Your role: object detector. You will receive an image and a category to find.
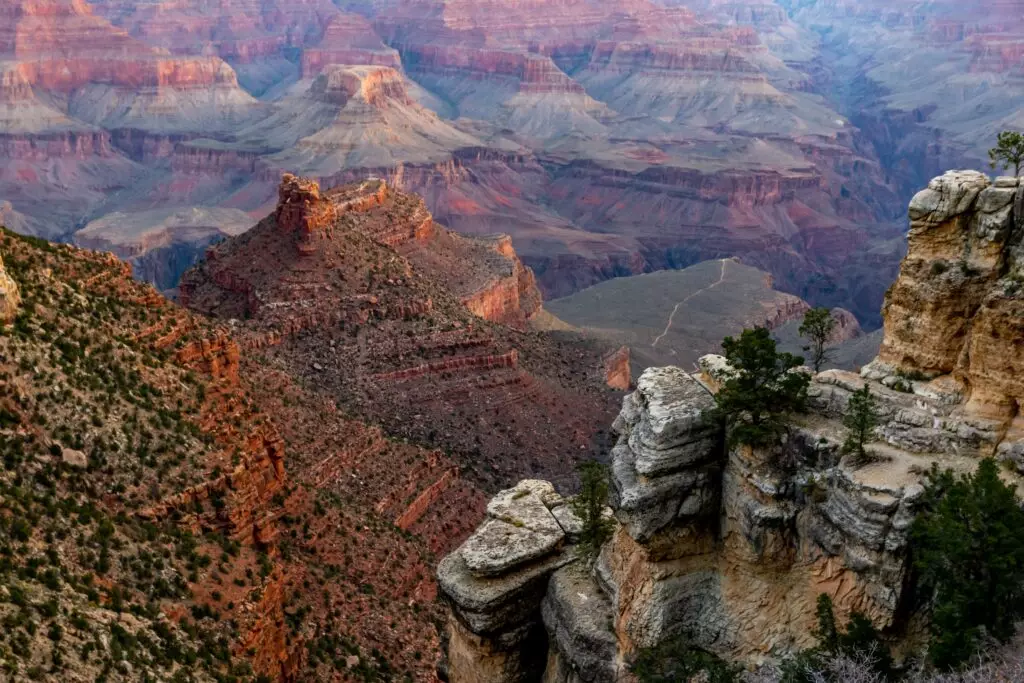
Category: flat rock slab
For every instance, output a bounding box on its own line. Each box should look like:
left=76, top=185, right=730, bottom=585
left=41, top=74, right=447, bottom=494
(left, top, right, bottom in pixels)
left=463, top=480, right=565, bottom=577
left=438, top=547, right=575, bottom=634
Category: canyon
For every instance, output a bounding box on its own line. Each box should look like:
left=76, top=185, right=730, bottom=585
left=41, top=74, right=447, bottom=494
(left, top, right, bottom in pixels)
left=0, top=170, right=626, bottom=680
left=436, top=169, right=1024, bottom=681
left=2, top=0, right=1021, bottom=328
left=179, top=173, right=623, bottom=491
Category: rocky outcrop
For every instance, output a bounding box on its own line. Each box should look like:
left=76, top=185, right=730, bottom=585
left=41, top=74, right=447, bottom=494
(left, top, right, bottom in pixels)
left=438, top=173, right=1024, bottom=678
left=437, top=480, right=579, bottom=683
left=0, top=252, right=19, bottom=323
left=868, top=171, right=1024, bottom=443
left=275, top=173, right=339, bottom=238
left=463, top=235, right=543, bottom=328
left=438, top=361, right=977, bottom=679
left=602, top=346, right=631, bottom=391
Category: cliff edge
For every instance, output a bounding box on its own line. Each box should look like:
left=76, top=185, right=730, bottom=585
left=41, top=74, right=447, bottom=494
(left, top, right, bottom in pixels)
left=436, top=171, right=1024, bottom=681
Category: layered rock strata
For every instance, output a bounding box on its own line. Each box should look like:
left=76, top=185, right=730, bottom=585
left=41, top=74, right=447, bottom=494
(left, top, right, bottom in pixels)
left=437, top=172, right=1024, bottom=681
left=439, top=362, right=956, bottom=680
left=866, top=170, right=1024, bottom=462
left=437, top=480, right=580, bottom=683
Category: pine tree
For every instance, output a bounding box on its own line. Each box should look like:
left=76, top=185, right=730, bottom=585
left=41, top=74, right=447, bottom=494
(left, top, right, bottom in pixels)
left=571, top=461, right=614, bottom=564
left=911, top=459, right=1024, bottom=670
left=842, top=386, right=879, bottom=459
left=799, top=308, right=836, bottom=372
left=714, top=327, right=809, bottom=449
left=989, top=131, right=1024, bottom=176
left=813, top=594, right=840, bottom=652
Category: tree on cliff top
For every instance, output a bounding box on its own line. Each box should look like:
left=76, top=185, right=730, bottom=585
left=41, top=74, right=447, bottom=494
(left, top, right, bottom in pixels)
left=714, top=327, right=810, bottom=449
left=911, top=459, right=1024, bottom=670
left=990, top=131, right=1024, bottom=177
left=571, top=461, right=614, bottom=565
left=842, top=386, right=879, bottom=461
left=799, top=307, right=836, bottom=373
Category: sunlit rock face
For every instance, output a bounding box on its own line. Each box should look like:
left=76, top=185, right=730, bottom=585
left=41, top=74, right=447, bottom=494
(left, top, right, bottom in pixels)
left=437, top=172, right=1024, bottom=681
left=866, top=171, right=1024, bottom=463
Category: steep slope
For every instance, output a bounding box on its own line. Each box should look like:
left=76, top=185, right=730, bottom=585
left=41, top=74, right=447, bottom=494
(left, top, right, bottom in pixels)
left=0, top=228, right=291, bottom=680
left=0, top=222, right=498, bottom=681
left=180, top=175, right=624, bottom=491
left=0, top=0, right=257, bottom=239
left=213, top=64, right=483, bottom=179
left=865, top=170, right=1024, bottom=461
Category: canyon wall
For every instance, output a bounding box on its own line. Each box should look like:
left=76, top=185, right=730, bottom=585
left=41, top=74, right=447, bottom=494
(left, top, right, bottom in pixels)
left=866, top=171, right=1024, bottom=460
left=437, top=171, right=1024, bottom=681
left=462, top=235, right=543, bottom=328
left=1, top=0, right=923, bottom=325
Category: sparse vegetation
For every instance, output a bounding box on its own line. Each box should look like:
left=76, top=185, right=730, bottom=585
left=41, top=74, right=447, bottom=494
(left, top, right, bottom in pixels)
left=842, top=386, right=880, bottom=462
left=780, top=594, right=893, bottom=683
left=632, top=634, right=741, bottom=683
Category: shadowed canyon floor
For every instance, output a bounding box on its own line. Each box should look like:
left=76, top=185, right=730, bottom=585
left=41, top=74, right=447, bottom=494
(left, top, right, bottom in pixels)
left=546, top=258, right=870, bottom=373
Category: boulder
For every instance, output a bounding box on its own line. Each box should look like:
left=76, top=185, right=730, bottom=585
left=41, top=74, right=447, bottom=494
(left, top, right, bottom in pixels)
left=463, top=480, right=566, bottom=577
left=61, top=448, right=88, bottom=469
left=0, top=254, right=20, bottom=324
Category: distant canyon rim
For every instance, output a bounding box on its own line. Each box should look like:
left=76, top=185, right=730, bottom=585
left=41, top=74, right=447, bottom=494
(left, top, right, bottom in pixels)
left=2, top=0, right=1024, bottom=327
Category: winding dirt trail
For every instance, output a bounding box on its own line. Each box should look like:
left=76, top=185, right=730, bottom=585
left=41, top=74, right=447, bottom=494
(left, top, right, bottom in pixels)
left=651, top=259, right=730, bottom=348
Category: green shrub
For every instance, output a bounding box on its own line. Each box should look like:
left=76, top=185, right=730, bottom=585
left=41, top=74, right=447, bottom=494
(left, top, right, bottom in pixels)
left=842, top=386, right=879, bottom=460
left=911, top=459, right=1024, bottom=670
left=631, top=634, right=740, bottom=683
left=571, top=461, right=615, bottom=564
left=781, top=594, right=893, bottom=682
left=799, top=308, right=836, bottom=372
left=714, top=328, right=809, bottom=449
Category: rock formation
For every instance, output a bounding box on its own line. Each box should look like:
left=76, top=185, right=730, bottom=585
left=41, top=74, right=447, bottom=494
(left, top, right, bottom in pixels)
left=866, top=171, right=1024, bottom=462
left=1, top=0, right=943, bottom=326
left=437, top=172, right=1024, bottom=681
left=0, top=251, right=20, bottom=323
left=181, top=174, right=625, bottom=492
left=0, top=214, right=493, bottom=682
